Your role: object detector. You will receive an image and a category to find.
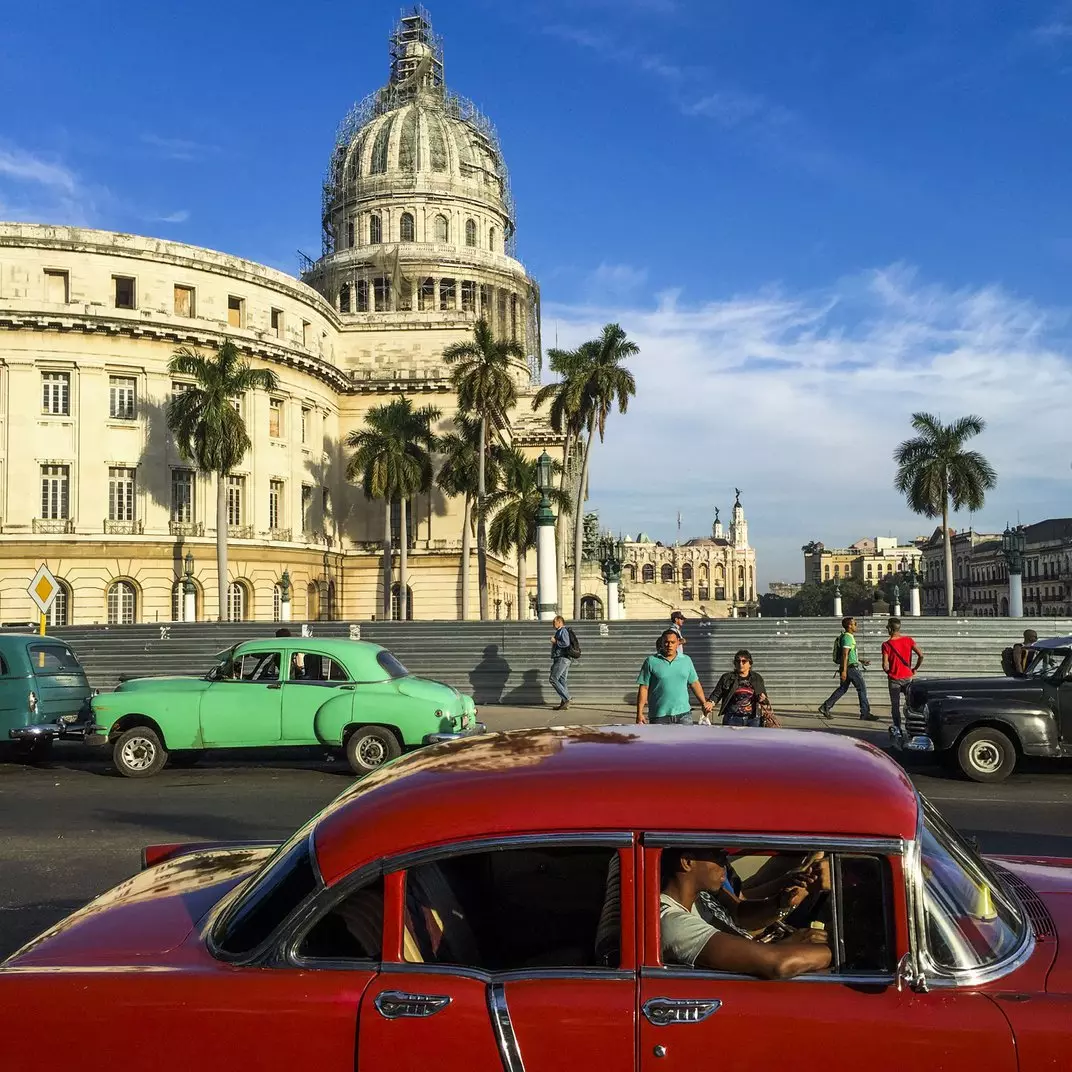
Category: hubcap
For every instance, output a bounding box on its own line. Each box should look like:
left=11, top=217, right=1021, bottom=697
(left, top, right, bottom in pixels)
left=968, top=740, right=1002, bottom=773
left=357, top=736, right=387, bottom=767
left=120, top=735, right=156, bottom=772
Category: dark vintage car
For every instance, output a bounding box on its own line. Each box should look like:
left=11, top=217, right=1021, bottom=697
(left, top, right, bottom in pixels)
left=1, top=726, right=1070, bottom=1071
left=890, top=635, right=1072, bottom=782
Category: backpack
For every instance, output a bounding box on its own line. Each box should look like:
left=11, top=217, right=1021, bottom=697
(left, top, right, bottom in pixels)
left=566, top=627, right=582, bottom=660
left=831, top=632, right=846, bottom=665
left=1000, top=646, right=1019, bottom=677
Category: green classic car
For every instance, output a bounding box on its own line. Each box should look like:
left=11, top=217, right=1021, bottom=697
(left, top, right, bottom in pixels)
left=88, top=637, right=483, bottom=779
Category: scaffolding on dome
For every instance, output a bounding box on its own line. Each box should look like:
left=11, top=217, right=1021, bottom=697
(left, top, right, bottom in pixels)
left=317, top=6, right=517, bottom=259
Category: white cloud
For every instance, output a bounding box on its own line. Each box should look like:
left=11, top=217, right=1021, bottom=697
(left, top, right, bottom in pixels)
left=0, top=142, right=97, bottom=225
left=544, top=267, right=1072, bottom=584
left=154, top=209, right=191, bottom=224
left=586, top=262, right=649, bottom=299
left=141, top=133, right=221, bottom=162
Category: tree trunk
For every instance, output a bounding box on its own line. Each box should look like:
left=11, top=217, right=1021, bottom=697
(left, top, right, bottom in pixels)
left=460, top=495, right=472, bottom=620
left=399, top=495, right=409, bottom=622
left=477, top=415, right=489, bottom=620
left=942, top=492, right=954, bottom=617
left=556, top=429, right=574, bottom=614
left=572, top=428, right=595, bottom=620
left=517, top=542, right=527, bottom=620
left=216, top=473, right=229, bottom=621
left=382, top=501, right=392, bottom=620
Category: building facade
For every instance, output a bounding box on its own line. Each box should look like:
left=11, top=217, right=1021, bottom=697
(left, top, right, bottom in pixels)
left=802, top=536, right=923, bottom=588
left=0, top=11, right=546, bottom=625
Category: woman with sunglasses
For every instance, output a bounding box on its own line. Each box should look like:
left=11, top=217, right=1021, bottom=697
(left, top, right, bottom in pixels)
left=708, top=649, right=774, bottom=727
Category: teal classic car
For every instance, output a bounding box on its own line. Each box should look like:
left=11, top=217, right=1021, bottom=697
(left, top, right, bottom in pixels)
left=1, top=633, right=92, bottom=760
left=88, top=637, right=483, bottom=778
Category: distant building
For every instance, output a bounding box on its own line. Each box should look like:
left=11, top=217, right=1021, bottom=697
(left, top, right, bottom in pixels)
left=768, top=581, right=803, bottom=599
left=802, top=536, right=924, bottom=588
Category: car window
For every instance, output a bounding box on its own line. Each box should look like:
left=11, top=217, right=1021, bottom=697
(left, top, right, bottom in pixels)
left=404, top=845, right=622, bottom=971
left=28, top=643, right=82, bottom=676
left=0, top=654, right=8, bottom=675
left=228, top=652, right=281, bottom=682
left=297, top=876, right=384, bottom=962
left=376, top=651, right=408, bottom=679
left=655, top=846, right=893, bottom=977
left=288, top=652, right=350, bottom=684
left=215, top=831, right=319, bottom=958
left=920, top=801, right=1025, bottom=972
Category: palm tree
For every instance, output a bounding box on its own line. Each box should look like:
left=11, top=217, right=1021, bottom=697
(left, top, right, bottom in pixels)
left=532, top=346, right=588, bottom=606
left=486, top=448, right=571, bottom=617
left=894, top=413, right=996, bottom=616
left=167, top=341, right=278, bottom=621
left=435, top=414, right=505, bottom=620
left=443, top=319, right=526, bottom=619
left=346, top=396, right=441, bottom=620
left=564, top=324, right=638, bottom=619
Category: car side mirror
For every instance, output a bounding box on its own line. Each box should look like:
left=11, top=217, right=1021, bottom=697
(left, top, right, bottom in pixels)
left=896, top=952, right=928, bottom=994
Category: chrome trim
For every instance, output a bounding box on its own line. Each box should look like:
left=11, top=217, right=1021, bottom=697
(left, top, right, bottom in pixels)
left=643, top=997, right=722, bottom=1025
left=424, top=721, right=488, bottom=745
left=374, top=990, right=451, bottom=1019
left=8, top=720, right=100, bottom=741
left=644, top=833, right=905, bottom=856
left=381, top=962, right=492, bottom=983
left=641, top=967, right=895, bottom=986
left=490, top=968, right=634, bottom=983
left=306, top=828, right=325, bottom=889
left=487, top=982, right=526, bottom=1072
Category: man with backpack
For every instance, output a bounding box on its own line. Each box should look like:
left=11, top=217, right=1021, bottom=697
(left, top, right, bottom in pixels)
left=549, top=615, right=579, bottom=711
left=881, top=618, right=923, bottom=730
left=1002, top=629, right=1038, bottom=677
left=818, top=617, right=877, bottom=722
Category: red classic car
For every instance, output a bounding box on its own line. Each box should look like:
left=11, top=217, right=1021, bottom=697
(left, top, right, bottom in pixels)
left=2, top=726, right=1069, bottom=1071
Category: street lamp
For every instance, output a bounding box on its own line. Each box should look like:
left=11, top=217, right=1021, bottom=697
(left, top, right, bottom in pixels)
left=1002, top=525, right=1026, bottom=617
left=597, top=533, right=626, bottom=621
left=181, top=551, right=196, bottom=622
left=534, top=450, right=559, bottom=622
left=536, top=451, right=553, bottom=502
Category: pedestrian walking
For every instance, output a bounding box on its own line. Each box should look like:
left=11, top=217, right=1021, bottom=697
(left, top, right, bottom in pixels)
left=881, top=618, right=923, bottom=730
left=636, top=629, right=713, bottom=725
left=708, top=650, right=778, bottom=727
left=669, top=610, right=687, bottom=646
left=818, top=616, right=877, bottom=722
left=548, top=615, right=576, bottom=711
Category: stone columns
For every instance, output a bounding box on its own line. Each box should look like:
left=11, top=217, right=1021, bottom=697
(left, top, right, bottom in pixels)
left=183, top=588, right=197, bottom=623
left=833, top=582, right=843, bottom=619
left=1009, top=572, right=1024, bottom=618
left=910, top=580, right=921, bottom=617
left=536, top=453, right=558, bottom=622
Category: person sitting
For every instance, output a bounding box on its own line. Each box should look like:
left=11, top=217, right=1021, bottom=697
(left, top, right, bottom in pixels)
left=708, top=650, right=772, bottom=727
left=660, top=847, right=831, bottom=979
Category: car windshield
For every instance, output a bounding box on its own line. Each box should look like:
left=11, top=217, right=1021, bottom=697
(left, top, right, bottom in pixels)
left=376, top=650, right=408, bottom=679
left=919, top=798, right=1026, bottom=972
left=207, top=647, right=237, bottom=680
left=28, top=643, right=82, bottom=675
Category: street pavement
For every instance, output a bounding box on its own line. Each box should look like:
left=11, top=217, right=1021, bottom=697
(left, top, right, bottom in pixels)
left=2, top=703, right=1071, bottom=960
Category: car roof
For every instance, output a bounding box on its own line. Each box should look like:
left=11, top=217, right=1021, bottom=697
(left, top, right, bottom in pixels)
left=0, top=633, right=71, bottom=648
left=1029, top=635, right=1072, bottom=651
left=312, top=726, right=920, bottom=885
left=236, top=638, right=385, bottom=656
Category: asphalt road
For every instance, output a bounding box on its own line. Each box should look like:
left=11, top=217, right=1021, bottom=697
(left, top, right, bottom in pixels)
left=2, top=705, right=1071, bottom=960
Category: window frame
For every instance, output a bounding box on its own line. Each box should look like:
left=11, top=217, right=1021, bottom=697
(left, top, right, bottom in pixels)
left=113, top=275, right=136, bottom=310
left=642, top=832, right=905, bottom=985
left=40, top=463, right=71, bottom=520
left=284, top=651, right=351, bottom=685
left=173, top=284, right=196, bottom=318
left=227, top=295, right=245, bottom=328
left=268, top=397, right=284, bottom=439
left=108, top=375, right=137, bottom=420
left=41, top=371, right=71, bottom=416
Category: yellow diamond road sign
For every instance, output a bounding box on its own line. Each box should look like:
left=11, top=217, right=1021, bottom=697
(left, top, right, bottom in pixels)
left=28, top=564, right=59, bottom=615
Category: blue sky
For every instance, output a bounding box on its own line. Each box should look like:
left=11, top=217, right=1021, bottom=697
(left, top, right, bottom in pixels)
left=4, top=1, right=1072, bottom=584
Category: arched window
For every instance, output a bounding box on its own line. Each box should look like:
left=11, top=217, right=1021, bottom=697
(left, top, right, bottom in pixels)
left=339, top=284, right=351, bottom=313
left=227, top=581, right=248, bottom=622
left=324, top=580, right=337, bottom=621
left=391, top=583, right=414, bottom=621
left=489, top=226, right=497, bottom=252
left=434, top=214, right=449, bottom=243
left=580, top=595, right=603, bottom=620
left=307, top=582, right=321, bottom=621
left=171, top=579, right=199, bottom=622
left=465, top=218, right=477, bottom=247
left=272, top=584, right=283, bottom=623
left=698, top=564, right=709, bottom=583
left=661, top=564, right=675, bottom=584
left=642, top=563, right=655, bottom=583
left=346, top=219, right=355, bottom=248
left=625, top=563, right=637, bottom=582
left=682, top=563, right=693, bottom=583
left=47, top=581, right=71, bottom=626
left=369, top=214, right=382, bottom=245
left=107, top=581, right=137, bottom=625
left=400, top=212, right=415, bottom=242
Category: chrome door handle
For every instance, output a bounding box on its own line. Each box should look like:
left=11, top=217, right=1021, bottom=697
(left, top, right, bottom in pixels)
left=374, top=990, right=452, bottom=1019
left=642, top=997, right=722, bottom=1026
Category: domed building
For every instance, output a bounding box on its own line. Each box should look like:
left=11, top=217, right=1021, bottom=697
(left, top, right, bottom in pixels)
left=0, top=9, right=547, bottom=626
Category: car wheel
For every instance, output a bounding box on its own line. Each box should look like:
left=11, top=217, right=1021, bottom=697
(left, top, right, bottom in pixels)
left=113, top=727, right=168, bottom=779
left=345, top=726, right=401, bottom=775
left=957, top=727, right=1016, bottom=783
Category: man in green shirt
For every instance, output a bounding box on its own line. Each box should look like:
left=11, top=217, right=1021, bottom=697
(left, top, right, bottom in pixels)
left=636, top=630, right=714, bottom=724
left=818, top=616, right=876, bottom=722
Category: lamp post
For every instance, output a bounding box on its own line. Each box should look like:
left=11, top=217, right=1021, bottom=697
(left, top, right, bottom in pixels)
left=279, top=568, right=292, bottom=622
left=1002, top=525, right=1026, bottom=618
left=182, top=551, right=197, bottom=623
left=832, top=580, right=843, bottom=619
left=535, top=451, right=559, bottom=622
left=597, top=533, right=626, bottom=621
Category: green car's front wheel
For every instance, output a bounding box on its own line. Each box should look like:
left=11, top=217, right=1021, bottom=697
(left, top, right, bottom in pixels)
left=345, top=726, right=401, bottom=775
left=113, top=726, right=168, bottom=779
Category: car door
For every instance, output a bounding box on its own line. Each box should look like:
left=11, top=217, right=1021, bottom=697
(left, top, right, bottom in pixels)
left=279, top=650, right=353, bottom=744
left=199, top=650, right=283, bottom=746
left=637, top=840, right=1017, bottom=1072
left=357, top=838, right=638, bottom=1072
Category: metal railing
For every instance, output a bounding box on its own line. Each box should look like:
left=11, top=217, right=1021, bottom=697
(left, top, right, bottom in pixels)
left=169, top=521, right=204, bottom=537
left=103, top=519, right=144, bottom=535
left=32, top=518, right=74, bottom=534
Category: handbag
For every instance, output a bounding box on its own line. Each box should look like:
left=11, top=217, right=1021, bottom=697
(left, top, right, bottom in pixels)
left=759, top=697, right=780, bottom=729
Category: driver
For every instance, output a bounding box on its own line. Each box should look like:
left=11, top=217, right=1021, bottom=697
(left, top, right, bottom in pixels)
left=661, top=847, right=832, bottom=979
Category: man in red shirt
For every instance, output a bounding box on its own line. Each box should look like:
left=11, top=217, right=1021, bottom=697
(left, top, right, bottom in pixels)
left=881, top=617, right=924, bottom=730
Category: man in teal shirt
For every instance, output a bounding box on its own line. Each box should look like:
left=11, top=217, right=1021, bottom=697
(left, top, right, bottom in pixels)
left=636, top=630, right=714, bottom=724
